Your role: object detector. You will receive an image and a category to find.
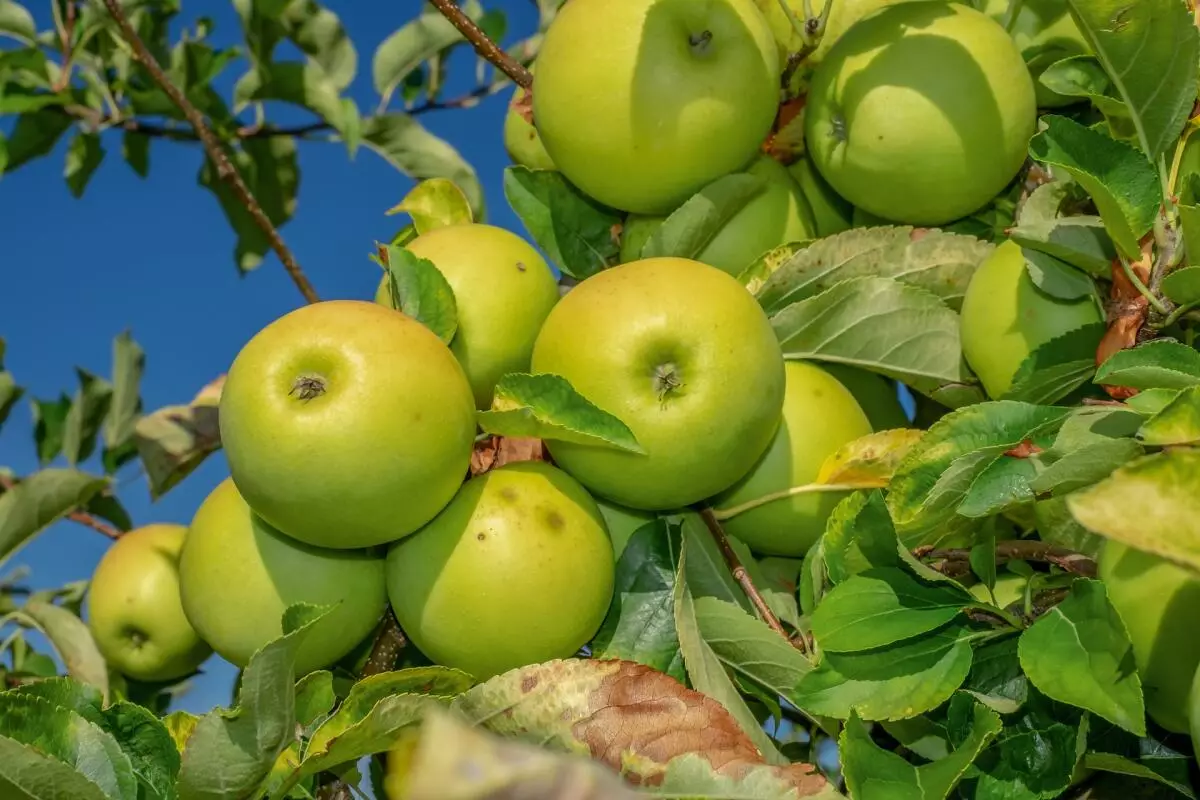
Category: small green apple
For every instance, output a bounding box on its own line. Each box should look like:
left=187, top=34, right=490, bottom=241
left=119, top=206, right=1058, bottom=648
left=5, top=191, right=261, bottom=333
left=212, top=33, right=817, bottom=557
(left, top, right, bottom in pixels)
left=982, top=0, right=1089, bottom=108
left=179, top=478, right=389, bottom=677
left=533, top=0, right=780, bottom=214
left=531, top=257, right=786, bottom=511
left=711, top=361, right=873, bottom=557
left=1099, top=539, right=1200, bottom=734
left=960, top=239, right=1103, bottom=399
left=86, top=524, right=212, bottom=683
left=818, top=363, right=910, bottom=430
left=789, top=156, right=853, bottom=239
left=620, top=155, right=817, bottom=277
left=596, top=498, right=658, bottom=560
left=502, top=69, right=556, bottom=171
left=220, top=300, right=476, bottom=549
left=375, top=224, right=560, bottom=409
left=387, top=462, right=615, bottom=680
left=805, top=1, right=1037, bottom=226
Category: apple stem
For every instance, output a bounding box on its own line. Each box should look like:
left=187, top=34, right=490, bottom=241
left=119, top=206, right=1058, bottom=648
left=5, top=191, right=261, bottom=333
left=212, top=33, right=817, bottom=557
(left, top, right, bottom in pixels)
left=290, top=375, right=327, bottom=402
left=711, top=482, right=873, bottom=522
left=99, top=0, right=320, bottom=306
left=427, top=0, right=534, bottom=90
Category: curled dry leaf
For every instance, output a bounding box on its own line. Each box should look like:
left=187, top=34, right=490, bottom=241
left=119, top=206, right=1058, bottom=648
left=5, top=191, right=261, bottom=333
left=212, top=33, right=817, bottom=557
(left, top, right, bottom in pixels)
left=469, top=436, right=549, bottom=476
left=761, top=96, right=807, bottom=165
left=816, top=429, right=925, bottom=487
left=133, top=375, right=224, bottom=498
left=451, top=658, right=832, bottom=795
left=1096, top=239, right=1153, bottom=399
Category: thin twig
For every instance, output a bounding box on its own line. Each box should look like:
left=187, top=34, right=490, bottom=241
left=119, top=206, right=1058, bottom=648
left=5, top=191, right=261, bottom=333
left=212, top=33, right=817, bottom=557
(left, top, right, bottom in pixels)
left=698, top=508, right=794, bottom=644
left=915, top=541, right=1097, bottom=578
left=0, top=476, right=122, bottom=540
left=361, top=608, right=407, bottom=677
left=314, top=778, right=353, bottom=800
left=427, top=0, right=533, bottom=89
left=101, top=0, right=320, bottom=305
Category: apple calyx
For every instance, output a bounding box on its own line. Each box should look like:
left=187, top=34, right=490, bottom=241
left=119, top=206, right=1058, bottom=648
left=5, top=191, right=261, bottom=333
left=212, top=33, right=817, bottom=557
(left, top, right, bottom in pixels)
left=688, top=29, right=714, bottom=56
left=122, top=626, right=149, bottom=649
left=290, top=374, right=328, bottom=402
left=653, top=362, right=684, bottom=403
left=830, top=111, right=848, bottom=144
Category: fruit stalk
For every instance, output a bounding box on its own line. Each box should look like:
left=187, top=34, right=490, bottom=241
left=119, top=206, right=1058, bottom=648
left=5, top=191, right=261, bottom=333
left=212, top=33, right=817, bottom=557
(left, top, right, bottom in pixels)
left=698, top=508, right=794, bottom=644
left=427, top=0, right=534, bottom=90
left=100, top=0, right=320, bottom=306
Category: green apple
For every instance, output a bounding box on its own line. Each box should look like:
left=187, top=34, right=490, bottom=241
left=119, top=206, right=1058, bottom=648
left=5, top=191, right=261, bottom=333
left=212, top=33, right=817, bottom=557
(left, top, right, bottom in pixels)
left=596, top=498, right=658, bottom=560
left=764, top=0, right=928, bottom=64
left=375, top=224, right=560, bottom=409
left=531, top=257, right=786, bottom=510
left=619, top=155, right=817, bottom=277
left=818, top=363, right=910, bottom=430
left=982, top=0, right=1089, bottom=108
left=220, top=300, right=476, bottom=549
left=805, top=1, right=1037, bottom=226
left=179, top=478, right=389, bottom=677
left=711, top=361, right=873, bottom=557
left=502, top=66, right=555, bottom=171
left=789, top=156, right=853, bottom=239
left=960, top=239, right=1103, bottom=399
left=1099, top=539, right=1200, bottom=733
left=533, top=0, right=780, bottom=214
left=86, top=524, right=212, bottom=683
left=387, top=462, right=615, bottom=680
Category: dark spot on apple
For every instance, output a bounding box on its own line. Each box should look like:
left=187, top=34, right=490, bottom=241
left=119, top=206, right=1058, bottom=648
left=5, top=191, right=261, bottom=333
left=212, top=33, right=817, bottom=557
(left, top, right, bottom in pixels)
left=831, top=113, right=848, bottom=143
left=477, top=532, right=486, bottom=541
left=516, top=261, right=527, bottom=272
left=521, top=674, right=539, bottom=693
left=500, top=487, right=518, bottom=502
left=545, top=510, right=565, bottom=530
left=290, top=374, right=327, bottom=402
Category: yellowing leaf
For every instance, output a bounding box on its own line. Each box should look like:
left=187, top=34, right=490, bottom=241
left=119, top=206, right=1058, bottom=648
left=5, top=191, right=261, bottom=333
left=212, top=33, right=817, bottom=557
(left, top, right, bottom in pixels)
left=385, top=177, right=473, bottom=234
left=817, top=429, right=925, bottom=487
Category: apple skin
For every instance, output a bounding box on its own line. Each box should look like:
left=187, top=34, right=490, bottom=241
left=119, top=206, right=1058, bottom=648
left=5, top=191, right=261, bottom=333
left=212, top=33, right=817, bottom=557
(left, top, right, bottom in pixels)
left=503, top=82, right=555, bottom=171
left=530, top=257, right=786, bottom=511
left=386, top=462, right=615, bottom=680
left=805, top=1, right=1037, bottom=226
left=375, top=224, right=560, bottom=410
left=532, top=0, right=780, bottom=215
left=179, top=478, right=389, bottom=677
left=710, top=361, right=873, bottom=557
left=86, top=524, right=213, bottom=683
left=818, top=363, right=910, bottom=431
left=596, top=498, right=658, bottom=560
left=789, top=157, right=853, bottom=239
left=960, top=239, right=1103, bottom=399
left=982, top=0, right=1089, bottom=108
left=619, top=155, right=817, bottom=277
left=219, top=300, right=476, bottom=549
left=1098, top=539, right=1200, bottom=734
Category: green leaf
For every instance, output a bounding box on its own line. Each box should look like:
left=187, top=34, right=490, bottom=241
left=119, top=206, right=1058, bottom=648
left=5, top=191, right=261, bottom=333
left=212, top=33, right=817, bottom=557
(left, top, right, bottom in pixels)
left=1094, top=339, right=1200, bottom=390
left=361, top=113, right=484, bottom=222
left=121, top=131, right=149, bottom=178
left=792, top=624, right=974, bottom=721
left=0, top=732, right=112, bottom=800
left=1029, top=438, right=1143, bottom=497
left=19, top=600, right=110, bottom=703
left=0, top=337, right=22, bottom=430
left=811, top=568, right=969, bottom=653
left=1018, top=578, right=1145, bottom=736
left=1137, top=384, right=1200, bottom=446
left=1001, top=323, right=1107, bottom=405
left=591, top=519, right=685, bottom=681
left=133, top=377, right=222, bottom=500
left=98, top=702, right=181, bottom=800
left=1038, top=56, right=1136, bottom=144
left=371, top=2, right=481, bottom=99
left=1029, top=115, right=1161, bottom=258
left=1022, top=248, right=1097, bottom=301
left=102, top=331, right=144, bottom=463
left=386, top=177, right=473, bottom=234
left=281, top=0, right=356, bottom=90
left=822, top=490, right=902, bottom=585
left=1068, top=449, right=1200, bottom=576
left=63, top=131, right=104, bottom=199
left=841, top=701, right=1001, bottom=800
left=770, top=276, right=969, bottom=398
left=0, top=469, right=108, bottom=563
left=1124, top=387, right=1181, bottom=416
left=293, top=671, right=335, bottom=730
left=176, top=604, right=334, bottom=800
left=502, top=166, right=622, bottom=280
left=1066, top=0, right=1200, bottom=161
left=32, top=394, right=71, bottom=465
left=1179, top=204, right=1200, bottom=269
left=477, top=373, right=643, bottom=454
left=379, top=247, right=458, bottom=344
left=1009, top=216, right=1118, bottom=276
left=234, top=62, right=345, bottom=135
left=3, top=109, right=72, bottom=173
left=62, top=369, right=113, bottom=467
left=162, top=712, right=199, bottom=755
left=0, top=1, right=36, bottom=42
left=756, top=225, right=995, bottom=313
left=1162, top=266, right=1200, bottom=305
left=638, top=172, right=767, bottom=261
left=963, top=636, right=1030, bottom=715
left=1085, top=720, right=1196, bottom=799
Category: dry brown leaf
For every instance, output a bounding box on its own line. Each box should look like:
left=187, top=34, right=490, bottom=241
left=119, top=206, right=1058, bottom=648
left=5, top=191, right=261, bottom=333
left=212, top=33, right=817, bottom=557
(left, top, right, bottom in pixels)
left=1097, top=242, right=1153, bottom=399
left=470, top=436, right=549, bottom=476
left=1003, top=439, right=1043, bottom=459
left=761, top=97, right=807, bottom=166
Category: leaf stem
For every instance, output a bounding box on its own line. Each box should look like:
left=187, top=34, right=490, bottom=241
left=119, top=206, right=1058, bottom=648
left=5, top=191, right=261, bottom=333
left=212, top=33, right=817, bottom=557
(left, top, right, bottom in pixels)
left=1118, top=253, right=1169, bottom=316
left=1151, top=300, right=1200, bottom=329
left=427, top=0, right=533, bottom=90
left=100, top=0, right=320, bottom=305
left=711, top=483, right=873, bottom=521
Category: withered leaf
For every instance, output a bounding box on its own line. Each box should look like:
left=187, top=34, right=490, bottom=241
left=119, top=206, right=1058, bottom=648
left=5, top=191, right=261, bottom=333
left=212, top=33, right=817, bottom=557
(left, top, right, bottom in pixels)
left=816, top=429, right=925, bottom=487
left=469, top=436, right=549, bottom=477
left=133, top=375, right=224, bottom=499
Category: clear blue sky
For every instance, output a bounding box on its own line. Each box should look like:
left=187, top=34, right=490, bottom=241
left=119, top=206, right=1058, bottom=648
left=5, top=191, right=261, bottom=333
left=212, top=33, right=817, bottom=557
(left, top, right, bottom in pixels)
left=1, top=0, right=537, bottom=714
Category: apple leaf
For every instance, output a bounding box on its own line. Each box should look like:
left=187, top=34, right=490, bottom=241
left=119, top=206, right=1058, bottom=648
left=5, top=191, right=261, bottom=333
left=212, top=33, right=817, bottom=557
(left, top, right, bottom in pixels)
left=1009, top=215, right=1117, bottom=277
left=792, top=622, right=974, bottom=721
left=1022, top=248, right=1097, bottom=301
left=1029, top=438, right=1143, bottom=497
left=379, top=246, right=458, bottom=345
left=739, top=241, right=803, bottom=294
left=755, top=226, right=994, bottom=314
left=477, top=372, right=643, bottom=454
left=102, top=331, right=145, bottom=470
left=1124, top=387, right=1182, bottom=416
left=0, top=468, right=109, bottom=563
left=162, top=712, right=199, bottom=755
left=816, top=429, right=925, bottom=488
left=133, top=376, right=223, bottom=500
left=19, top=600, right=110, bottom=703
left=1065, top=0, right=1200, bottom=162
left=770, top=276, right=968, bottom=398
left=293, top=671, right=336, bottom=731
left=1001, top=323, right=1107, bottom=405
left=1137, top=385, right=1200, bottom=446
left=1084, top=753, right=1197, bottom=798
left=1068, top=449, right=1200, bottom=576
left=32, top=394, right=71, bottom=465
left=1038, top=56, right=1136, bottom=144
left=1161, top=266, right=1200, bottom=305
left=591, top=518, right=686, bottom=682
left=503, top=166, right=621, bottom=280
left=0, top=731, right=118, bottom=800
left=1094, top=339, right=1200, bottom=391
left=676, top=512, right=750, bottom=611
left=1085, top=720, right=1197, bottom=799
left=1179, top=204, right=1200, bottom=271
left=956, top=436, right=1057, bottom=520
left=887, top=402, right=1070, bottom=547
left=810, top=568, right=970, bottom=653
left=385, top=177, right=473, bottom=234
left=961, top=637, right=1029, bottom=715
left=841, top=701, right=1001, bottom=800
left=0, top=338, right=22, bottom=431
left=62, top=368, right=114, bottom=468
left=822, top=491, right=903, bottom=586
left=638, top=172, right=767, bottom=262
left=0, top=0, right=36, bottom=41
left=372, top=1, right=485, bottom=98
left=1028, top=115, right=1161, bottom=259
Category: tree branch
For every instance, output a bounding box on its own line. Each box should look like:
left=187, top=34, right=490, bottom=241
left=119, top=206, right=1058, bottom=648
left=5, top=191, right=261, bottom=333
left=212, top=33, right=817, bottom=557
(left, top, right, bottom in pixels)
left=0, top=476, right=121, bottom=540
left=914, top=541, right=1097, bottom=578
left=427, top=0, right=533, bottom=89
left=100, top=0, right=320, bottom=306
left=361, top=608, right=407, bottom=677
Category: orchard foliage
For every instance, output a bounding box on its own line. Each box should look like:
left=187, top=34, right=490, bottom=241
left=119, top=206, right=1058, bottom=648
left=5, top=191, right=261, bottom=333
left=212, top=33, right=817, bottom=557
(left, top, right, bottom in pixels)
left=6, top=0, right=1200, bottom=799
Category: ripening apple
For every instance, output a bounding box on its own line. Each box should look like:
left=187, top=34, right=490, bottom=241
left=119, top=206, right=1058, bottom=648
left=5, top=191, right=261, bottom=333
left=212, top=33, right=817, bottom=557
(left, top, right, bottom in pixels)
left=960, top=240, right=1104, bottom=399
left=532, top=0, right=780, bottom=214
left=619, top=155, right=817, bottom=277
left=386, top=462, right=615, bottom=680
left=710, top=361, right=873, bottom=557
left=819, top=363, right=910, bottom=431
left=502, top=67, right=556, bottom=171
left=1099, top=539, right=1200, bottom=734
left=375, top=224, right=560, bottom=409
left=86, top=524, right=212, bottom=683
left=765, top=0, right=928, bottom=64
left=219, top=300, right=476, bottom=549
left=789, top=157, right=853, bottom=239
left=805, top=1, right=1037, bottom=226
left=596, top=498, right=658, bottom=560
left=531, top=257, right=786, bottom=511
left=982, top=0, right=1089, bottom=108
left=179, top=478, right=389, bottom=677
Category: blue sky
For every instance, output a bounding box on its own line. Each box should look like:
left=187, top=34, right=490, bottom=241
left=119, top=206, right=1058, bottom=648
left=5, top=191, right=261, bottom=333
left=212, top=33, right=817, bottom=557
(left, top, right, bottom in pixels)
left=1, top=0, right=538, bottom=714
